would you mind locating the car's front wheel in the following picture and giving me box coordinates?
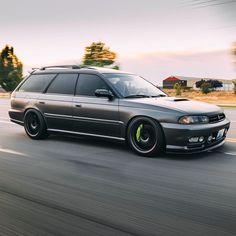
[127,117,165,157]
[24,109,48,139]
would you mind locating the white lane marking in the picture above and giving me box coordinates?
[0,148,26,156]
[224,152,236,156]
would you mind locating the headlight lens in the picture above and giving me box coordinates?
[179,115,209,124]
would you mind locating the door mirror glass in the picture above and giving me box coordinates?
[95,89,114,100]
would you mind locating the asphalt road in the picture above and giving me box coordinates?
[0,98,236,236]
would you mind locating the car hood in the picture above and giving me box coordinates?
[122,97,222,115]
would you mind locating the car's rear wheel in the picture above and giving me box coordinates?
[24,109,48,139]
[127,117,165,157]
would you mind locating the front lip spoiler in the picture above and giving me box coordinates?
[166,139,225,154]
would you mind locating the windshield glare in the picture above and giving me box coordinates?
[103,73,166,98]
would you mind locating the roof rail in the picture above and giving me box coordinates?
[40,65,81,70]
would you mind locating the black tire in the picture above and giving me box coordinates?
[24,109,48,140]
[127,117,165,157]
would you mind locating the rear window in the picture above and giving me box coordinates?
[19,74,56,93]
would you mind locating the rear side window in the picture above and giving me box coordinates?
[46,73,78,95]
[19,74,56,93]
[76,74,108,96]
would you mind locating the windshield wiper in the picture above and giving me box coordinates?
[124,94,150,98]
[151,94,167,98]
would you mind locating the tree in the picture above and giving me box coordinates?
[173,82,182,96]
[195,79,205,89]
[0,45,23,91]
[82,41,119,69]
[211,80,223,89]
[195,79,222,93]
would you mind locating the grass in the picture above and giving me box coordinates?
[163,89,236,106]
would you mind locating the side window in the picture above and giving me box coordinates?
[19,74,56,93]
[76,74,108,96]
[46,74,78,95]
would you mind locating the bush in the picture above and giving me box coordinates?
[200,82,211,94]
[173,83,182,96]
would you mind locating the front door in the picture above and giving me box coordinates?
[72,74,120,138]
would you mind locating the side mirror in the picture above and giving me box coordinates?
[95,89,114,100]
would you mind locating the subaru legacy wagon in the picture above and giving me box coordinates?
[9,65,230,156]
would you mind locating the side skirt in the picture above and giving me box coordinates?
[47,128,126,141]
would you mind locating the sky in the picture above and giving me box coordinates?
[0,0,235,85]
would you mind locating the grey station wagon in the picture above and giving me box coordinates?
[9,65,230,156]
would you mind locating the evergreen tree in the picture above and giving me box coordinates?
[0,45,23,91]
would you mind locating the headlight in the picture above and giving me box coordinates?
[179,115,209,124]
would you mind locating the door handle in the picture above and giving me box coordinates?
[75,104,82,108]
[39,101,45,104]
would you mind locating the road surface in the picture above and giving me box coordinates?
[0,98,236,236]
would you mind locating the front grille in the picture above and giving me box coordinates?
[209,113,225,123]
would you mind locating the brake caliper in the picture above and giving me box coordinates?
[136,124,143,142]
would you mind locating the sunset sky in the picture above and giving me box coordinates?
[0,0,235,84]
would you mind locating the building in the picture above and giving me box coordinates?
[163,76,234,91]
[163,76,187,88]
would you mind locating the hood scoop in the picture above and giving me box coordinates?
[173,98,189,102]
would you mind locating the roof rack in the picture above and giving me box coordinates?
[40,65,82,70]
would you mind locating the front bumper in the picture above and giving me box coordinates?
[161,118,230,153]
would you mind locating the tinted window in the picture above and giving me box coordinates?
[19,74,56,93]
[76,74,108,96]
[46,74,78,95]
[103,73,167,98]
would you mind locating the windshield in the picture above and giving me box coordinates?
[103,73,167,98]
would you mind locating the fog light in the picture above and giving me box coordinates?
[208,135,213,142]
[189,137,199,143]
[199,136,204,142]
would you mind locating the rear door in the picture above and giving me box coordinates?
[37,73,78,131]
[72,73,120,138]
